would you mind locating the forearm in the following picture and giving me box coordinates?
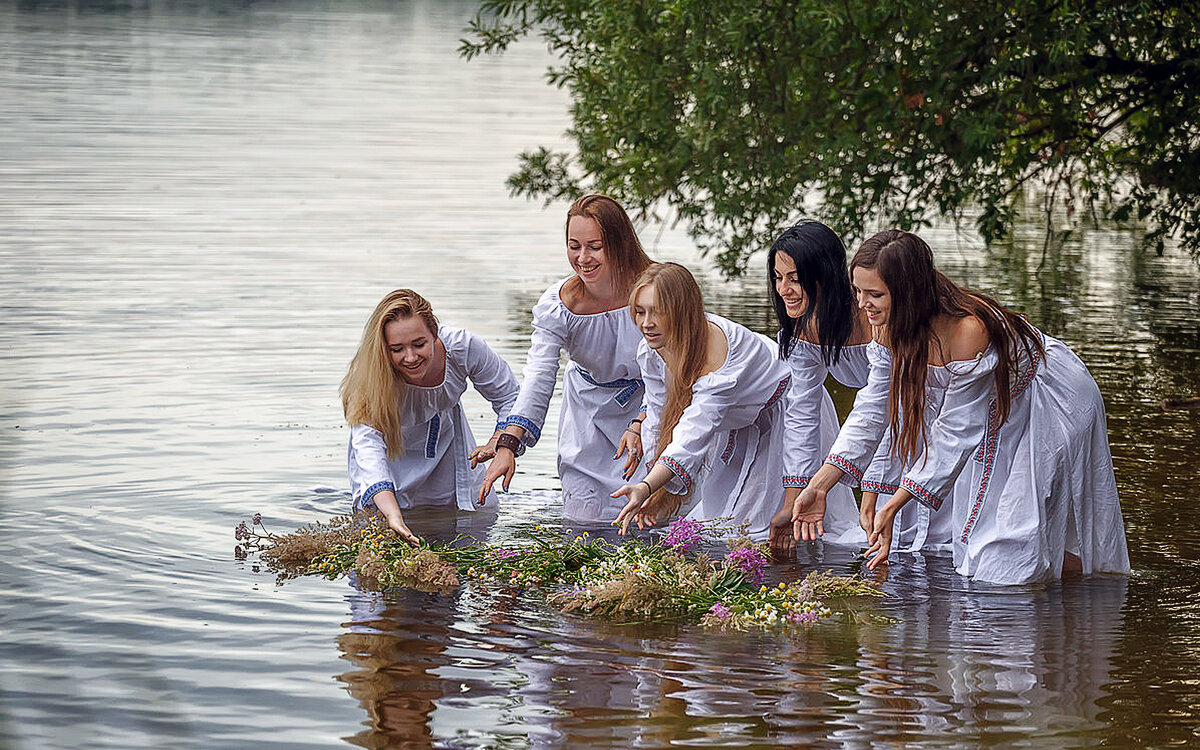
[808,462,847,494]
[371,490,405,522]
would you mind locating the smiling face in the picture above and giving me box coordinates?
[384,314,437,384]
[566,215,610,287]
[772,251,809,319]
[631,282,668,352]
[852,265,891,327]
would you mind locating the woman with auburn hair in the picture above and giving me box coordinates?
[612,262,792,540]
[479,195,654,522]
[342,289,520,543]
[789,230,1130,584]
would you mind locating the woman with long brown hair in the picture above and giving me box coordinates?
[612,263,792,540]
[343,289,520,542]
[788,230,1130,584]
[479,195,654,522]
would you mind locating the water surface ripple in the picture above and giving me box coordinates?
[2,2,1199,748]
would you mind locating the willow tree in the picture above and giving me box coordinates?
[461,0,1200,276]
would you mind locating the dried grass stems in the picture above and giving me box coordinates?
[235,512,888,631]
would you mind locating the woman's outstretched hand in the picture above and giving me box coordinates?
[614,428,644,480]
[864,503,898,570]
[384,511,421,546]
[791,486,827,541]
[859,491,878,534]
[611,481,658,535]
[478,448,516,505]
[468,435,499,468]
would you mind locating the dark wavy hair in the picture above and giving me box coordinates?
[767,220,855,366]
[851,230,1044,463]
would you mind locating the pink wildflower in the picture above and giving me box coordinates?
[725,547,768,585]
[707,602,732,620]
[663,517,704,553]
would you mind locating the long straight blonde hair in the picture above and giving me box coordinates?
[630,262,709,510]
[340,289,439,459]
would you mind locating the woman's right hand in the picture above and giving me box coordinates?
[611,481,656,535]
[791,485,827,541]
[478,448,516,505]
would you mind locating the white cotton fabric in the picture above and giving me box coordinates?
[639,314,792,541]
[828,332,1131,584]
[347,327,519,513]
[505,279,646,522]
[780,339,870,546]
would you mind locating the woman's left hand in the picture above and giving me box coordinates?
[468,436,498,468]
[614,427,644,480]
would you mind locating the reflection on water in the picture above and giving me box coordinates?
[2,1,1200,748]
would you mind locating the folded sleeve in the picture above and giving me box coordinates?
[505,288,568,447]
[826,342,892,486]
[781,344,829,489]
[900,353,997,510]
[347,424,396,507]
[463,331,521,431]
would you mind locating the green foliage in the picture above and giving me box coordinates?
[461,0,1200,274]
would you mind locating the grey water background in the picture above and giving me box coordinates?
[2,1,1199,748]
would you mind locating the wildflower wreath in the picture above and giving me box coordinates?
[236,511,886,632]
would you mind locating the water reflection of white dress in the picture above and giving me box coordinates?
[505,279,645,522]
[780,338,871,546]
[828,335,1131,584]
[640,314,792,541]
[348,327,519,513]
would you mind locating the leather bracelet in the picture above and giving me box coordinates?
[638,480,653,494]
[495,433,521,454]
[628,417,645,427]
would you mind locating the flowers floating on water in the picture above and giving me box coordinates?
[235,511,886,633]
[662,517,704,553]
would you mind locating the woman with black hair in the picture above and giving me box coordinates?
[790,230,1130,584]
[765,221,873,550]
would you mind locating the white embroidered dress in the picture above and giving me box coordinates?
[348,327,519,513]
[827,333,1131,584]
[781,339,871,546]
[640,314,792,541]
[505,279,646,521]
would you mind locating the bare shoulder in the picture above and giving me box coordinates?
[948,315,990,361]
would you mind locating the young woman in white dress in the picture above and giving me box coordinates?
[789,230,1131,584]
[479,195,653,522]
[612,262,793,541]
[342,289,520,543]
[763,220,873,550]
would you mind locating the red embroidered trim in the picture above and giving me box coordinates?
[900,477,943,510]
[861,480,899,494]
[963,352,1041,540]
[826,454,863,482]
[720,430,737,463]
[658,456,693,494]
[765,376,791,409]
[783,475,810,488]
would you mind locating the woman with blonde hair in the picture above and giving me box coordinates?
[480,195,654,522]
[343,289,519,542]
[612,262,792,540]
[790,230,1131,584]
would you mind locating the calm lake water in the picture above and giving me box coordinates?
[3,2,1200,748]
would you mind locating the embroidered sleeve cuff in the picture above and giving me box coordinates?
[656,456,694,495]
[900,477,944,510]
[861,480,899,495]
[362,480,396,507]
[783,475,810,489]
[503,414,542,445]
[825,454,864,484]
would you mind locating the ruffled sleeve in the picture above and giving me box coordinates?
[456,330,521,431]
[781,341,828,489]
[826,341,892,486]
[505,282,569,447]
[347,424,396,507]
[900,351,998,510]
